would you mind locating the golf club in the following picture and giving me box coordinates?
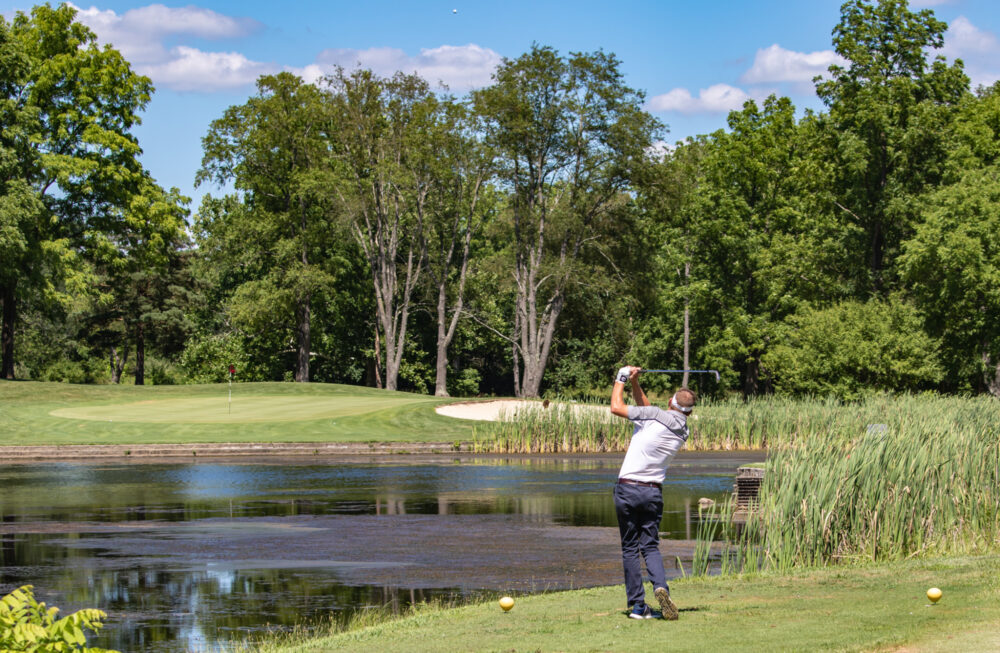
[641,369,721,382]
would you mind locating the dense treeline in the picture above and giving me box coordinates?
[4,0,1000,399]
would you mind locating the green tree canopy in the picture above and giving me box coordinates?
[0,3,153,379]
[815,0,969,295]
[198,72,341,382]
[472,44,662,397]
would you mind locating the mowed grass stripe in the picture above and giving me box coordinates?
[51,395,434,423]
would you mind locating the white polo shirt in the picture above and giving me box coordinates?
[617,405,689,485]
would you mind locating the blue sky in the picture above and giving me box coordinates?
[5,0,1000,210]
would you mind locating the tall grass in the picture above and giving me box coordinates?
[693,394,1000,570]
[471,402,634,453]
[473,393,1000,453]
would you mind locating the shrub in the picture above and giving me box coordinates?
[448,367,481,396]
[762,298,943,399]
[398,357,433,394]
[36,357,107,384]
[145,356,185,385]
[178,332,252,383]
[0,585,118,652]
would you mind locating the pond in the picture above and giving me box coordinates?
[0,452,762,652]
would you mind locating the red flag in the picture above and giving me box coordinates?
[228,364,235,375]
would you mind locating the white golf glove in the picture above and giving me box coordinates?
[615,366,632,384]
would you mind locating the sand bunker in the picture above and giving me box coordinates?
[435,399,609,421]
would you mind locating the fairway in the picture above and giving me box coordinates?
[50,394,431,423]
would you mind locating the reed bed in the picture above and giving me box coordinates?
[472,393,1000,453]
[470,402,633,453]
[694,394,1000,570]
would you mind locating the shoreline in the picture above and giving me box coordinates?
[0,443,766,464]
[0,441,472,461]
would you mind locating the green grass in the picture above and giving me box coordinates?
[0,380,480,445]
[244,555,1000,652]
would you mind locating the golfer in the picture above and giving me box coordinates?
[610,365,696,620]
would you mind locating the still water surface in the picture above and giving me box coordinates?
[0,452,761,652]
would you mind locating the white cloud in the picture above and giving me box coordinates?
[292,44,502,90]
[647,84,750,115]
[69,3,269,92]
[647,44,846,116]
[140,47,276,92]
[941,16,1000,89]
[741,44,846,83]
[70,3,500,94]
[72,3,259,41]
[942,16,1000,55]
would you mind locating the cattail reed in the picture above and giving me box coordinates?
[474,394,1000,455]
[698,394,1000,570]
[471,402,633,453]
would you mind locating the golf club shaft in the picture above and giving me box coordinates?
[641,369,720,382]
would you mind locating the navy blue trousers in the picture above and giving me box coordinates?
[614,482,668,608]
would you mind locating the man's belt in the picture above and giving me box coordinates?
[617,478,662,489]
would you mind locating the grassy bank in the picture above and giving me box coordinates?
[0,381,477,445]
[244,555,1000,652]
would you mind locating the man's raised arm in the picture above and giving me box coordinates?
[611,366,645,417]
[630,371,650,407]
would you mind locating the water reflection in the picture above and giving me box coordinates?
[0,452,761,652]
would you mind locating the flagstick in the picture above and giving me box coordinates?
[228,372,232,415]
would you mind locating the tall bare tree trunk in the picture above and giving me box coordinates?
[1,283,14,379]
[516,280,564,398]
[743,358,760,397]
[378,249,413,392]
[432,238,473,397]
[374,326,383,389]
[295,295,311,382]
[434,283,450,396]
[110,347,128,384]
[984,351,1000,398]
[134,323,145,385]
[357,196,423,393]
[511,327,521,398]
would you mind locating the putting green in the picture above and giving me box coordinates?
[50,395,433,424]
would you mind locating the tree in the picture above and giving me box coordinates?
[632,138,705,391]
[325,68,439,392]
[899,83,1000,396]
[420,100,497,396]
[198,73,338,382]
[815,0,969,296]
[900,170,1000,395]
[472,45,661,397]
[684,97,814,395]
[0,4,152,379]
[94,184,190,384]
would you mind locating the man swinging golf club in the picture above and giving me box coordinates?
[610,365,696,620]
